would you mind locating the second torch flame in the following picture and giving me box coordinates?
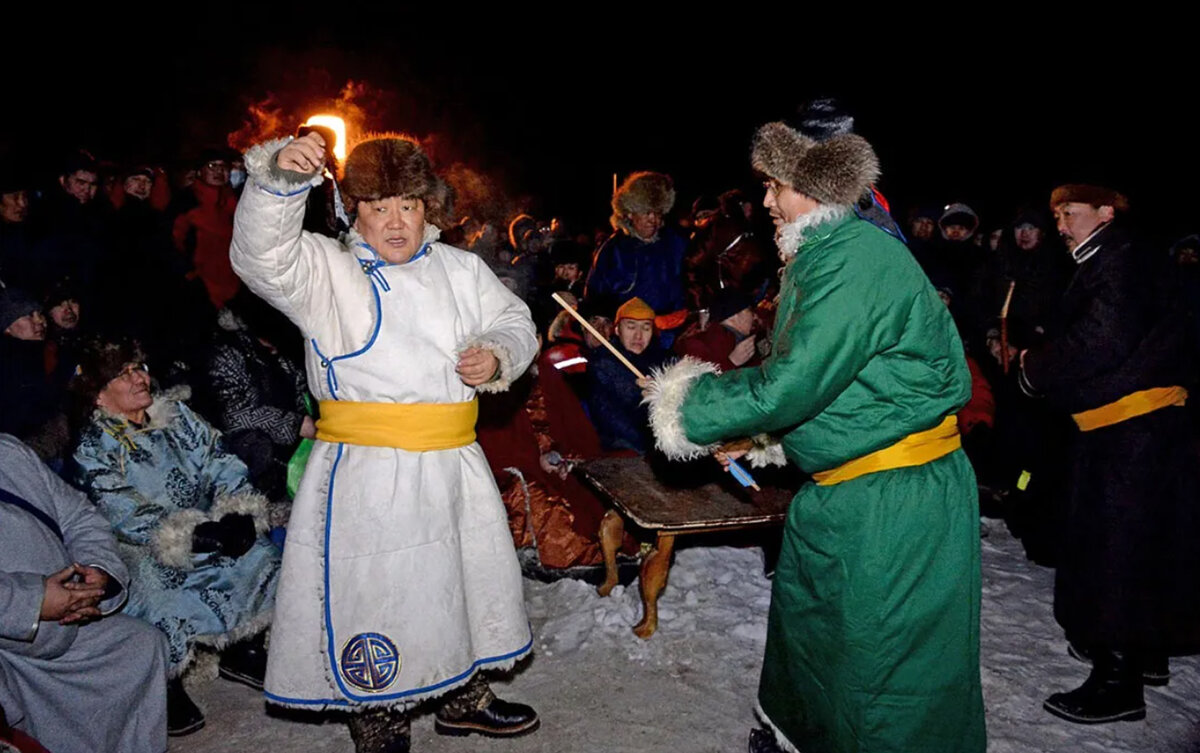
[303,114,347,162]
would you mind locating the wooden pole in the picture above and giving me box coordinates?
[1000,281,1016,375]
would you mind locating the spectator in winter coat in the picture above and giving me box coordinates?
[673,287,761,372]
[587,297,671,453]
[0,168,35,290]
[1,434,168,753]
[173,149,240,309]
[0,290,69,464]
[585,172,687,317]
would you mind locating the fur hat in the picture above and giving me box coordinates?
[342,136,454,228]
[611,172,675,233]
[750,122,880,206]
[1050,184,1130,213]
[67,338,147,428]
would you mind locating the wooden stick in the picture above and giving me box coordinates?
[1000,281,1016,375]
[551,292,761,492]
[551,293,646,379]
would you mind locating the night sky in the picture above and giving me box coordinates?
[7,20,1196,244]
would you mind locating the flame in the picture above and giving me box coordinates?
[304,114,347,162]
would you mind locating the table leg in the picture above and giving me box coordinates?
[633,533,675,639]
[596,510,625,597]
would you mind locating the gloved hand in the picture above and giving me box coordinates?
[192,513,257,558]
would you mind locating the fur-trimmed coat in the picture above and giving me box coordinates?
[229,138,538,711]
[72,398,280,676]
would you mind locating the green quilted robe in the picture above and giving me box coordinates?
[654,212,986,753]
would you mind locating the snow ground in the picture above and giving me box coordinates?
[173,523,1200,752]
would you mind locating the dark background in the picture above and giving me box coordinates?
[5,18,1195,245]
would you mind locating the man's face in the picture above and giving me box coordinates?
[1014,223,1043,251]
[354,196,427,264]
[4,310,46,341]
[942,224,972,242]
[60,170,98,204]
[910,217,935,241]
[97,362,153,417]
[617,318,653,355]
[584,315,613,349]
[763,179,819,226]
[0,190,29,223]
[630,211,663,241]
[555,262,582,284]
[1053,202,1113,251]
[124,174,153,200]
[49,299,80,329]
[200,159,230,187]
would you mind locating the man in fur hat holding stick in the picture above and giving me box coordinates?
[642,121,986,752]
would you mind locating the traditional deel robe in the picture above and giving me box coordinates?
[1,434,168,753]
[230,139,538,711]
[585,228,688,315]
[1020,222,1200,653]
[72,397,280,676]
[647,209,986,753]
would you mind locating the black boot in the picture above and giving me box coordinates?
[167,677,205,737]
[347,709,410,753]
[1044,649,1145,724]
[219,633,268,690]
[434,676,539,738]
[749,727,785,752]
[1068,641,1170,686]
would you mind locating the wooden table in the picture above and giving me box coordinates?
[576,457,794,639]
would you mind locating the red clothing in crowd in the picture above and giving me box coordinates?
[673,321,761,372]
[173,181,239,309]
[958,353,995,434]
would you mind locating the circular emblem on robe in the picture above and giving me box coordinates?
[340,633,401,692]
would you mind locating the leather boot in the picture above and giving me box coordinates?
[748,727,785,752]
[219,633,268,690]
[1044,649,1145,723]
[434,675,539,738]
[1068,641,1170,686]
[167,677,205,737]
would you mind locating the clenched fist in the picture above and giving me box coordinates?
[277,131,327,174]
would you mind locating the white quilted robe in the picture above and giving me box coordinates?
[231,139,537,710]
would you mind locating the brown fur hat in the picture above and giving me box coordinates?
[611,172,675,233]
[67,338,147,429]
[1050,184,1130,213]
[750,122,880,206]
[342,135,454,227]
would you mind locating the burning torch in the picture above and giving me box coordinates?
[299,114,350,231]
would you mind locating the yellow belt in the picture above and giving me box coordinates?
[316,399,478,451]
[1071,386,1187,432]
[812,416,961,487]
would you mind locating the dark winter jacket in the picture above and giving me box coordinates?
[585,228,687,315]
[586,339,671,453]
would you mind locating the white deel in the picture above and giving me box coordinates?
[231,140,538,711]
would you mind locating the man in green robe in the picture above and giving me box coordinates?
[643,120,986,753]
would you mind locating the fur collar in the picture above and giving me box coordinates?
[95,385,192,434]
[775,204,850,262]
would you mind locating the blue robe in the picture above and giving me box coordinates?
[73,398,280,676]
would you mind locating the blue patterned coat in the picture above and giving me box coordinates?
[73,396,280,676]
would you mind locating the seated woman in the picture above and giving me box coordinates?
[69,340,281,737]
[586,297,672,454]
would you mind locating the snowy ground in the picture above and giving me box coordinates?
[173,523,1200,752]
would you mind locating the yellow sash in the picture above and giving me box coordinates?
[1071,386,1187,432]
[316,399,478,451]
[812,416,961,487]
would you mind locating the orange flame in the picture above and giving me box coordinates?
[304,114,347,162]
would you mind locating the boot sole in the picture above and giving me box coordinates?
[434,717,540,738]
[218,666,265,691]
[168,717,206,737]
[1042,701,1146,724]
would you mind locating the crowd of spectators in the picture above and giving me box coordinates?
[2,127,1199,751]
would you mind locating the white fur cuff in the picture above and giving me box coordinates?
[643,356,722,461]
[463,336,517,394]
[746,434,788,468]
[151,509,209,571]
[211,490,272,536]
[245,137,325,196]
